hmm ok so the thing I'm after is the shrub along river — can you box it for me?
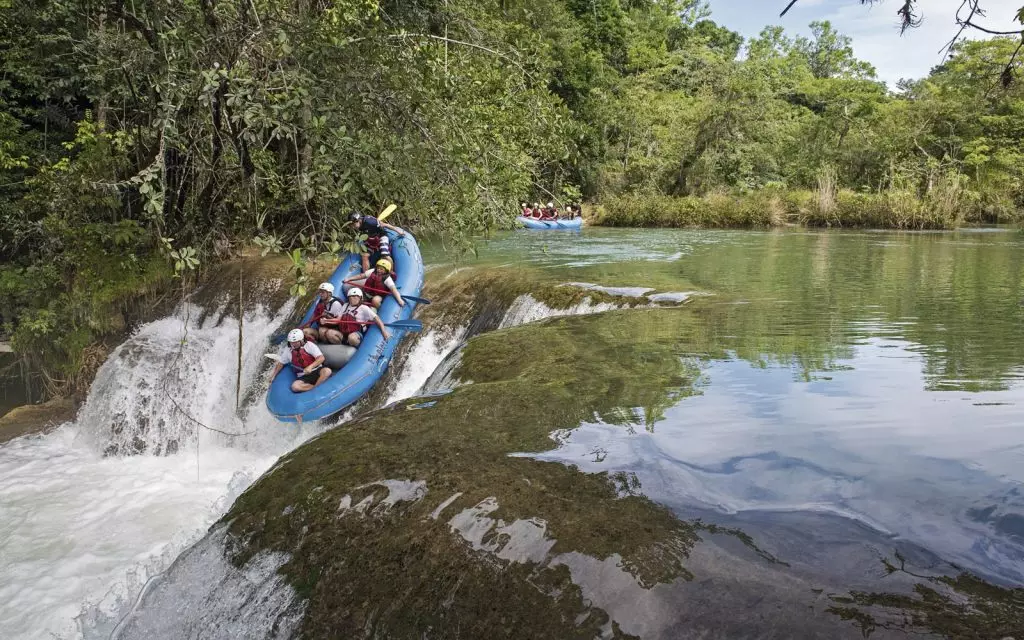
[2,227,1023,639]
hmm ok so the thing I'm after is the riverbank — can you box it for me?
[591,189,1023,230]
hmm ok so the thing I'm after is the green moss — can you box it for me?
[211,277,1024,637]
[190,254,335,325]
[223,309,777,637]
[419,266,642,333]
[826,559,1024,638]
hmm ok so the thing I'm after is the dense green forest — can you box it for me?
[0,0,1022,396]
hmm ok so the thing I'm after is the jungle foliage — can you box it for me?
[0,0,1022,395]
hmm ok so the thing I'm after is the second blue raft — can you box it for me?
[516,216,583,230]
[266,231,424,422]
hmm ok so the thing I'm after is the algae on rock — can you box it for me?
[224,309,724,638]
[216,309,892,638]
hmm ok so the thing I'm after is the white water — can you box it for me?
[498,294,617,329]
[0,299,327,640]
[385,326,467,405]
[110,525,304,640]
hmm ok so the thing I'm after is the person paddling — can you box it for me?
[349,211,406,272]
[300,282,343,342]
[324,287,391,347]
[541,202,557,221]
[344,258,404,309]
[270,329,332,393]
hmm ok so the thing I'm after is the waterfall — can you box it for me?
[498,293,618,329]
[0,295,325,640]
[75,302,291,457]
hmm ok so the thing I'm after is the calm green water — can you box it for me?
[428,227,1024,585]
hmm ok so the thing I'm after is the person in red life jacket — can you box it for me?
[349,211,406,272]
[521,202,530,217]
[270,329,332,393]
[540,202,558,221]
[343,257,404,309]
[300,282,343,342]
[327,287,391,347]
[531,202,543,219]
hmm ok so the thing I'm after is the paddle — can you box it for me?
[400,294,431,305]
[269,319,422,343]
[377,203,398,222]
[379,319,423,331]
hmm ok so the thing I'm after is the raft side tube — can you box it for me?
[516,216,583,230]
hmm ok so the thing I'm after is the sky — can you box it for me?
[707,0,1023,86]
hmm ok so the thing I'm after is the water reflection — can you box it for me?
[531,336,1024,584]
[211,223,1024,636]
[437,228,1024,586]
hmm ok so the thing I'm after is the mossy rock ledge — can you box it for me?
[118,311,1023,639]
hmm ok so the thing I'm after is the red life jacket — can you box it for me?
[291,344,318,369]
[337,303,368,335]
[312,296,342,327]
[364,270,396,297]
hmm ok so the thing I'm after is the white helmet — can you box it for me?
[521,202,527,207]
[346,287,363,299]
[287,329,304,343]
[317,282,334,294]
[547,201,554,207]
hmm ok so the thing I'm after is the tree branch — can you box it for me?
[345,32,530,76]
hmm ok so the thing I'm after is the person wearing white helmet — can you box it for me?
[323,286,391,347]
[541,201,558,221]
[300,282,344,342]
[270,329,332,392]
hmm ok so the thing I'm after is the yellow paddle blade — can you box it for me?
[378,204,398,222]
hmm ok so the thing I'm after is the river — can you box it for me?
[1,227,1023,638]
[458,228,1024,582]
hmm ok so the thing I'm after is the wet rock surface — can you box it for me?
[0,397,78,445]
[124,309,1023,638]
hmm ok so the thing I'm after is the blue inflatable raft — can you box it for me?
[266,231,424,422]
[516,216,583,230]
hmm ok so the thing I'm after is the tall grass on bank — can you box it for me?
[597,173,1017,230]
[801,169,971,229]
[813,166,838,226]
[595,192,788,228]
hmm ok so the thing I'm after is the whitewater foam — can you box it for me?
[498,294,618,329]
[385,326,467,405]
[0,299,324,640]
[107,524,304,640]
